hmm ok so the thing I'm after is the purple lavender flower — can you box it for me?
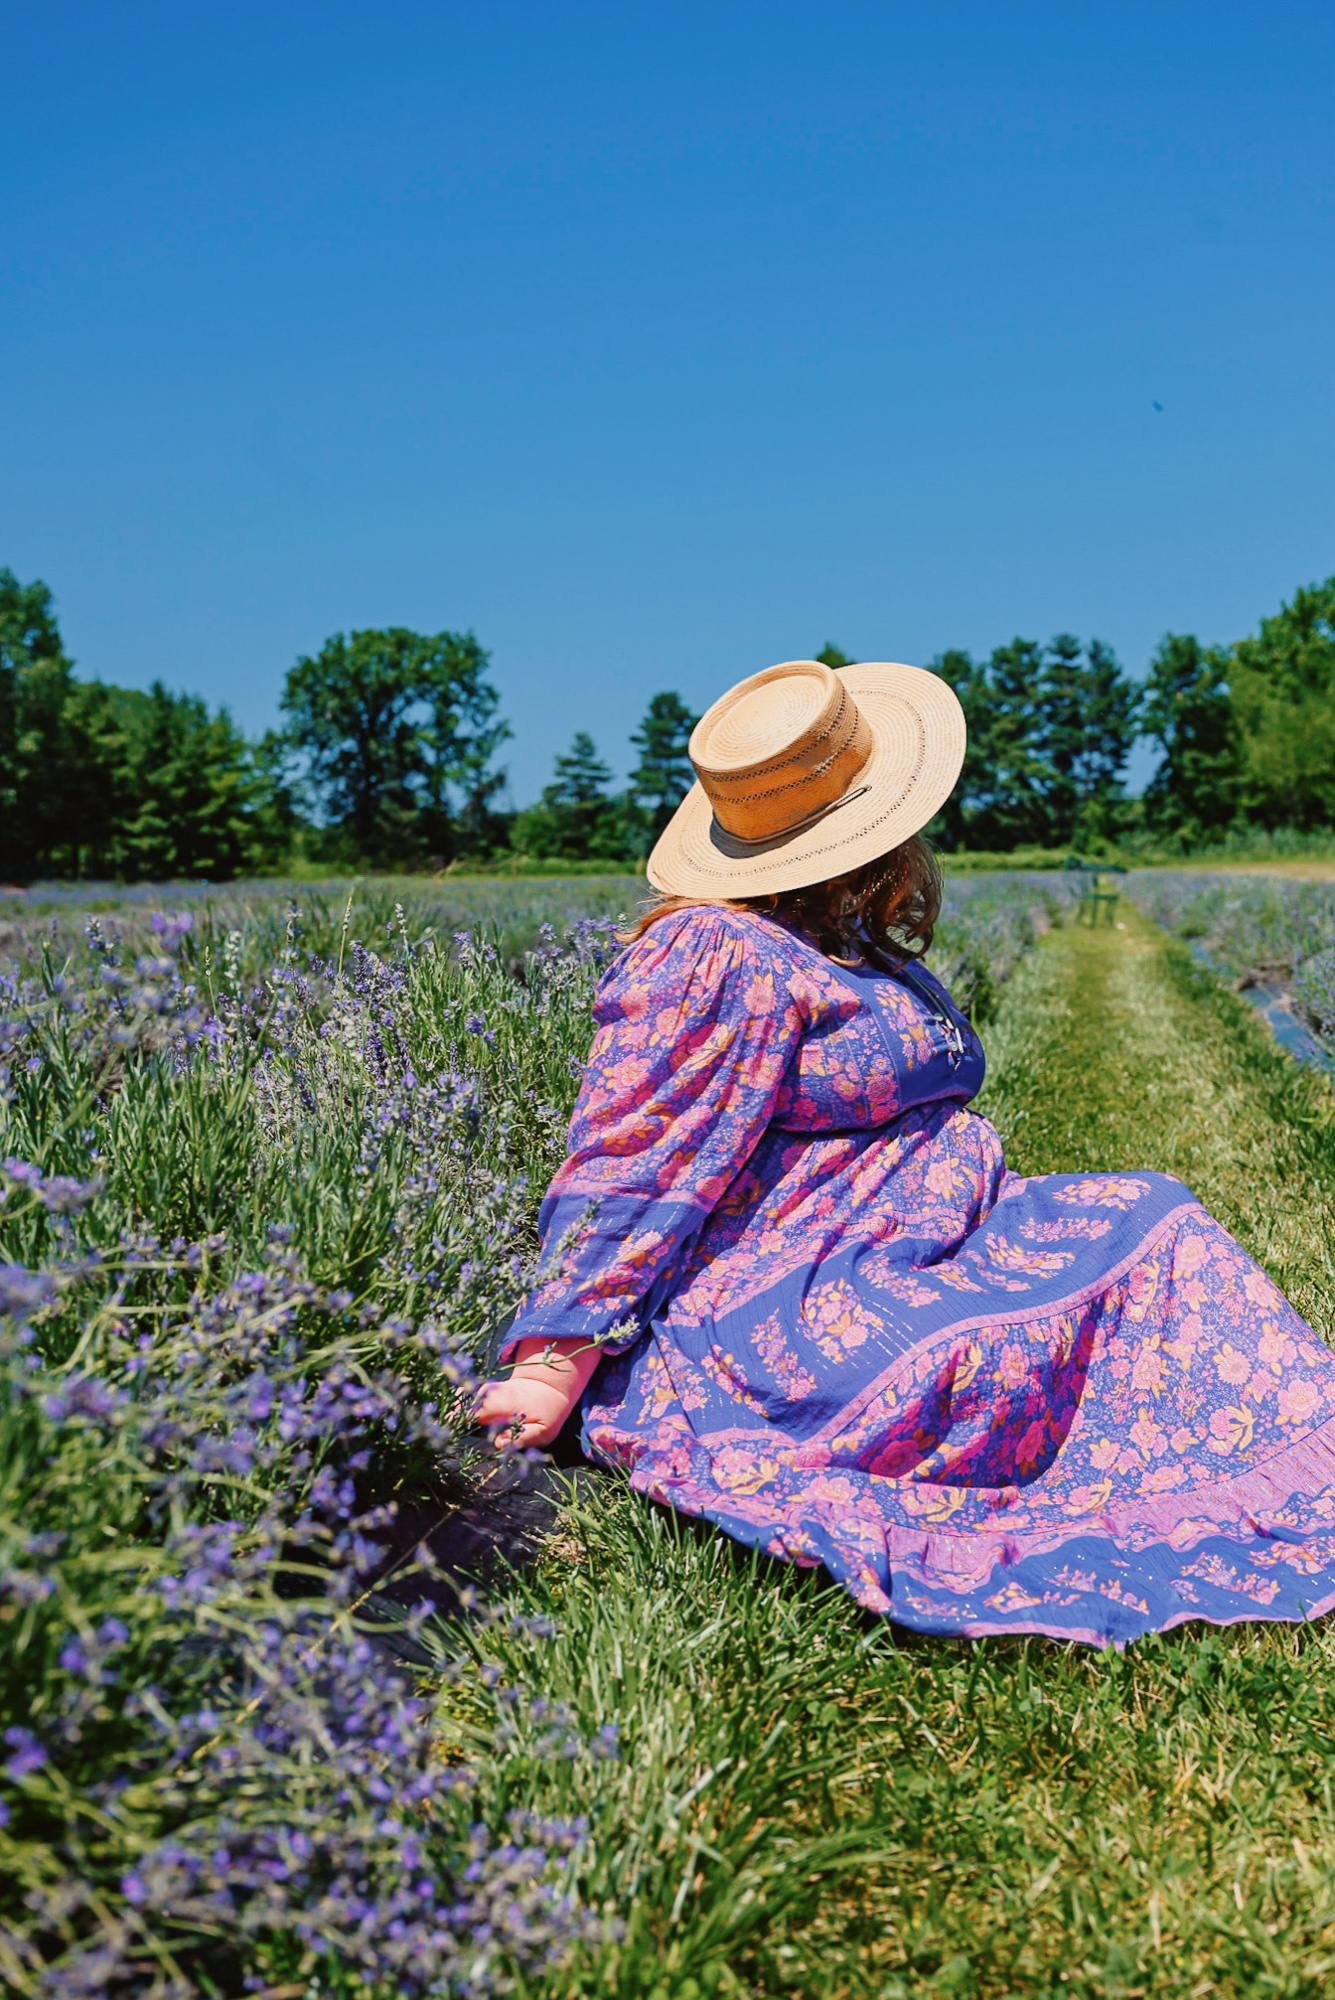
[0,1263,56,1321]
[37,1173,104,1217]
[4,1726,47,1779]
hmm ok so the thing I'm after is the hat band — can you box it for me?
[703,693,875,840]
[710,783,872,852]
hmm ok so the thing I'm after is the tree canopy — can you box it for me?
[629,692,699,835]
[279,627,510,864]
[6,572,1335,880]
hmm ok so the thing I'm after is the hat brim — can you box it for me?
[646,662,965,898]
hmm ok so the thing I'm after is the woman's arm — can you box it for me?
[471,909,802,1441]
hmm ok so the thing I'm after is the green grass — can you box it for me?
[10,878,1335,1993]
[449,907,1335,1998]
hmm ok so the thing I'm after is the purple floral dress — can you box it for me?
[500,905,1335,1646]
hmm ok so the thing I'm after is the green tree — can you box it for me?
[927,634,1138,850]
[512,732,643,861]
[814,643,856,669]
[111,683,260,879]
[629,692,699,837]
[974,638,1050,847]
[1141,633,1243,843]
[0,568,79,876]
[280,627,510,863]
[1040,635,1140,846]
[925,649,999,850]
[1228,579,1335,830]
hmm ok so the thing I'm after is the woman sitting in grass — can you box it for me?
[474,659,1335,1645]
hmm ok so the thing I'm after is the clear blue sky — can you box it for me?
[2,2,1331,804]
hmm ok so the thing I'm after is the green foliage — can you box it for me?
[930,633,1140,851]
[0,570,295,881]
[0,567,80,877]
[629,692,700,837]
[1141,632,1243,842]
[514,730,650,863]
[280,625,511,865]
[1231,578,1335,831]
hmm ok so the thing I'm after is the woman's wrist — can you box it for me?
[509,1335,601,1389]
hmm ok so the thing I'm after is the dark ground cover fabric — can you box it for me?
[501,906,1335,1646]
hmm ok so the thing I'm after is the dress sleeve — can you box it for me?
[499,908,802,1361]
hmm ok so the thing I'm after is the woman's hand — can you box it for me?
[470,1336,603,1450]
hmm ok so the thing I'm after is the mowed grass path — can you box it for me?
[453,914,1335,2000]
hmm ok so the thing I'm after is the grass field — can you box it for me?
[6,878,1335,1995]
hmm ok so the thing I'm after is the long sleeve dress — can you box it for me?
[499,904,1335,1646]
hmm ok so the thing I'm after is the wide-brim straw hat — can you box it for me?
[647,659,966,899]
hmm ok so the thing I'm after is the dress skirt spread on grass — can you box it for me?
[500,905,1335,1647]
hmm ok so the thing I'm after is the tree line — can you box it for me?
[2,564,1334,879]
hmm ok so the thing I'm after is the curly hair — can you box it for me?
[624,833,943,962]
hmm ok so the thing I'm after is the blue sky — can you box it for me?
[2,2,1331,804]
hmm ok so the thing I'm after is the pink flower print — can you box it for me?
[1278,1378,1322,1426]
[999,1343,1031,1391]
[934,1265,985,1292]
[876,1269,941,1308]
[951,1339,986,1395]
[1015,1418,1048,1475]
[1089,1436,1119,1470]
[925,1157,957,1196]
[1131,1344,1164,1395]
[1143,1462,1187,1493]
[1207,1404,1255,1454]
[896,1482,966,1524]
[1257,1324,1292,1370]
[1019,1215,1112,1243]
[1167,1313,1204,1370]
[743,970,776,1016]
[1169,1426,1195,1454]
[1181,1278,1208,1310]
[1130,1410,1166,1457]
[1126,1262,1159,1323]
[702,1348,769,1415]
[805,1472,860,1507]
[1064,1478,1113,1515]
[710,1446,781,1495]
[752,1312,818,1400]
[1115,1445,1145,1475]
[1243,1267,1279,1307]
[801,1279,882,1360]
[986,1580,1045,1612]
[1174,1231,1211,1278]
[1053,1176,1150,1210]
[1214,1344,1250,1386]
[986,1238,1075,1277]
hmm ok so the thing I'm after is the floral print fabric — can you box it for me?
[502,905,1335,1646]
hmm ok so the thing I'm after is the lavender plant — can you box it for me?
[0,871,1067,1994]
[1126,871,1335,1056]
[0,1243,612,1995]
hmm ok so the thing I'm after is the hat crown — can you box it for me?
[689,661,874,843]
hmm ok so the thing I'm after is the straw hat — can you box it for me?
[646,660,965,898]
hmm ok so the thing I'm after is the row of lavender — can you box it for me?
[0,873,1070,1996]
[1125,872,1335,1059]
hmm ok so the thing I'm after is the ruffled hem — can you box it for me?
[586,1416,1335,1648]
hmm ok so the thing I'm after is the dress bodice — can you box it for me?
[765,923,985,1131]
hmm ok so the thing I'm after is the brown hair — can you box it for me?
[624,833,943,962]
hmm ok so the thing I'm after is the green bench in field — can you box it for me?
[1064,855,1127,927]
